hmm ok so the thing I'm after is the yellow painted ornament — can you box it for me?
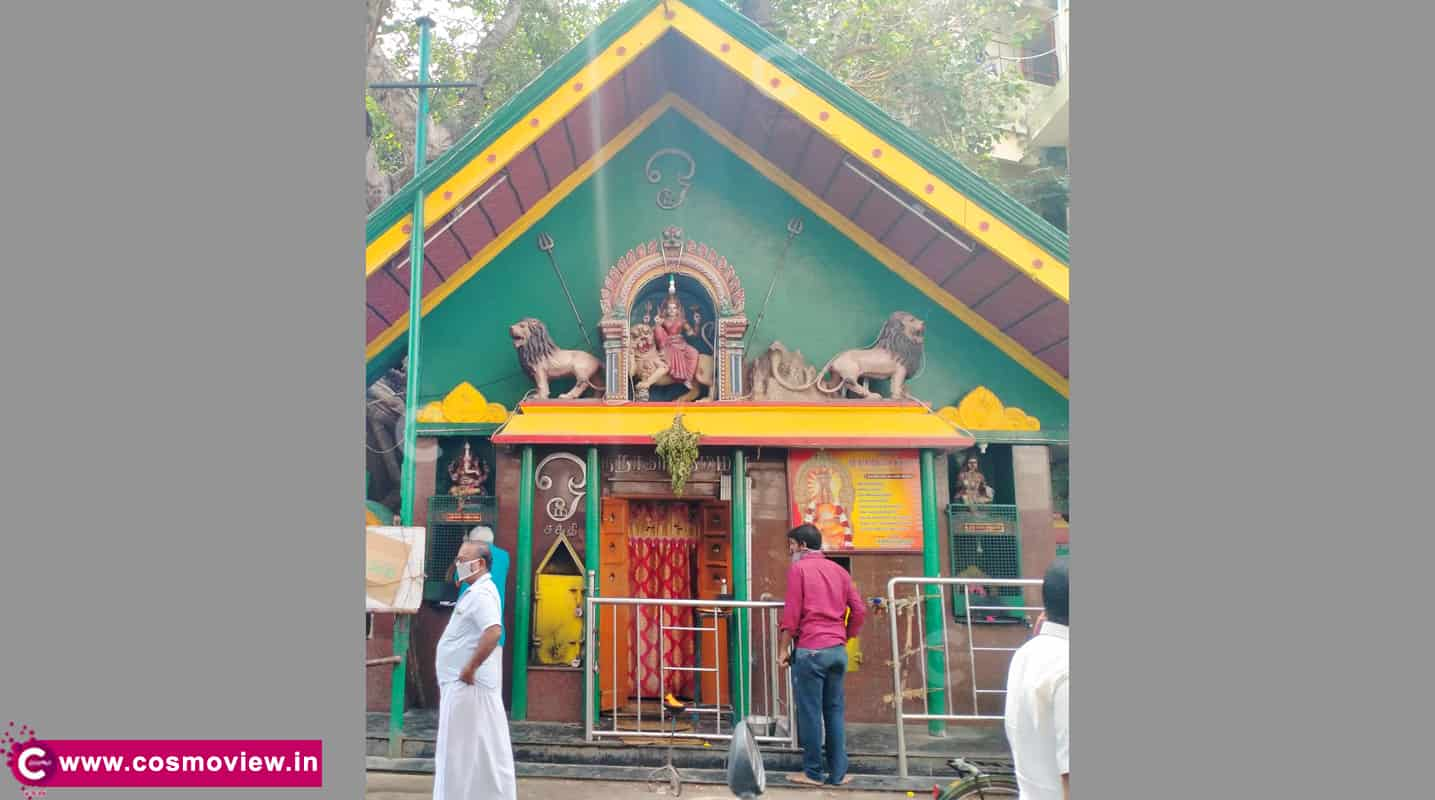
[417,401,447,423]
[941,386,1041,432]
[420,382,510,424]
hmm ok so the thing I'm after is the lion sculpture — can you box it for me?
[510,318,604,400]
[630,322,715,402]
[772,311,927,400]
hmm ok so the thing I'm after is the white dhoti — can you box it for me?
[433,680,516,800]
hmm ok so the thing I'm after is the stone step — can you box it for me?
[368,758,957,794]
[366,736,990,778]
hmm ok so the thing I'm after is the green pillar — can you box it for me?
[386,617,410,758]
[511,445,536,720]
[397,16,433,527]
[730,449,749,721]
[920,449,948,736]
[585,446,601,719]
[390,16,434,759]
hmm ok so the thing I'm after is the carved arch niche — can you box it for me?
[598,226,748,402]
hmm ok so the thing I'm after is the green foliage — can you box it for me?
[372,0,1062,219]
[366,95,406,173]
[734,0,1039,160]
[653,414,703,495]
[373,0,624,140]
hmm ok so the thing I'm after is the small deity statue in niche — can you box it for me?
[447,442,489,504]
[654,277,701,391]
[956,453,995,511]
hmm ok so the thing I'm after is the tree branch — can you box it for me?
[366,0,392,62]
[466,0,526,104]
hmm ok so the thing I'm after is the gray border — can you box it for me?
[1083,0,1428,797]
[0,1,363,797]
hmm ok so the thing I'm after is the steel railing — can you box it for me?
[582,576,795,748]
[887,576,1044,777]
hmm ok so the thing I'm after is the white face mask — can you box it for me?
[454,557,484,583]
[789,548,804,564]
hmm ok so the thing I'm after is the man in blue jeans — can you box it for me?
[777,524,866,786]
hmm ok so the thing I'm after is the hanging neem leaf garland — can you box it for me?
[653,413,703,495]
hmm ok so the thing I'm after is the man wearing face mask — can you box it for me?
[776,524,865,786]
[456,527,508,647]
[433,540,516,800]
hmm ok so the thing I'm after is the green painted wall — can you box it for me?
[369,111,1067,427]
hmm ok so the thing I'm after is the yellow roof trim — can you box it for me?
[368,96,1068,397]
[491,401,974,449]
[670,96,1070,398]
[366,0,1067,304]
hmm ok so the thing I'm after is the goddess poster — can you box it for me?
[787,450,922,552]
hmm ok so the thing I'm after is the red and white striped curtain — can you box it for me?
[627,502,699,699]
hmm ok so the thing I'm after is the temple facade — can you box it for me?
[364,0,1069,729]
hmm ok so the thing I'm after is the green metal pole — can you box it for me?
[920,449,947,737]
[730,449,749,721]
[585,446,601,720]
[398,16,432,526]
[511,445,536,720]
[386,618,410,758]
[389,16,434,759]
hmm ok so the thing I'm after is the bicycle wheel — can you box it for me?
[937,775,1020,800]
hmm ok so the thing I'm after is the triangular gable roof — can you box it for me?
[365,0,1069,394]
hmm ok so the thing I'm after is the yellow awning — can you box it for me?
[491,401,973,449]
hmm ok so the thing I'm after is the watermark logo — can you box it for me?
[3,726,322,792]
[3,723,51,799]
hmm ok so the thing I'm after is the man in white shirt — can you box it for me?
[433,540,516,800]
[1004,559,1069,800]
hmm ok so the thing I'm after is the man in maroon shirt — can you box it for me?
[777,524,866,786]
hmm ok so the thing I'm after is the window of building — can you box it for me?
[1021,18,1060,86]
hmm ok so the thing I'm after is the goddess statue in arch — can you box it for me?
[654,276,701,392]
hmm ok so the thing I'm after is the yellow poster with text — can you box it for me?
[788,450,922,552]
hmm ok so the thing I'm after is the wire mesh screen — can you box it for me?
[948,504,1024,621]
[425,495,499,598]
[1051,458,1070,518]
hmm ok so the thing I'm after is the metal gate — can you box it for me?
[887,576,1044,777]
[583,590,796,748]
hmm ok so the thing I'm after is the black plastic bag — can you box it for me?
[726,719,766,798]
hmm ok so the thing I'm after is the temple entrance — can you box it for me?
[597,496,733,718]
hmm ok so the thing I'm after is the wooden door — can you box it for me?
[597,497,632,712]
[696,501,732,705]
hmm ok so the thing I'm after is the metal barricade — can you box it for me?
[582,583,796,748]
[887,576,1044,777]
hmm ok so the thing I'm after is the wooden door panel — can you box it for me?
[597,498,632,711]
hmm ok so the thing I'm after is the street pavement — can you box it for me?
[367,773,920,799]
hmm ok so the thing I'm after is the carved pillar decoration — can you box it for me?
[598,226,748,402]
[719,316,749,400]
[599,318,629,403]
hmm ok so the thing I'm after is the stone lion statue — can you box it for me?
[772,311,927,400]
[510,318,604,400]
[630,322,715,402]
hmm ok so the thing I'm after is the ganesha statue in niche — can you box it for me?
[447,441,489,502]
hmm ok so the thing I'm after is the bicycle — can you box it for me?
[932,757,1020,799]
